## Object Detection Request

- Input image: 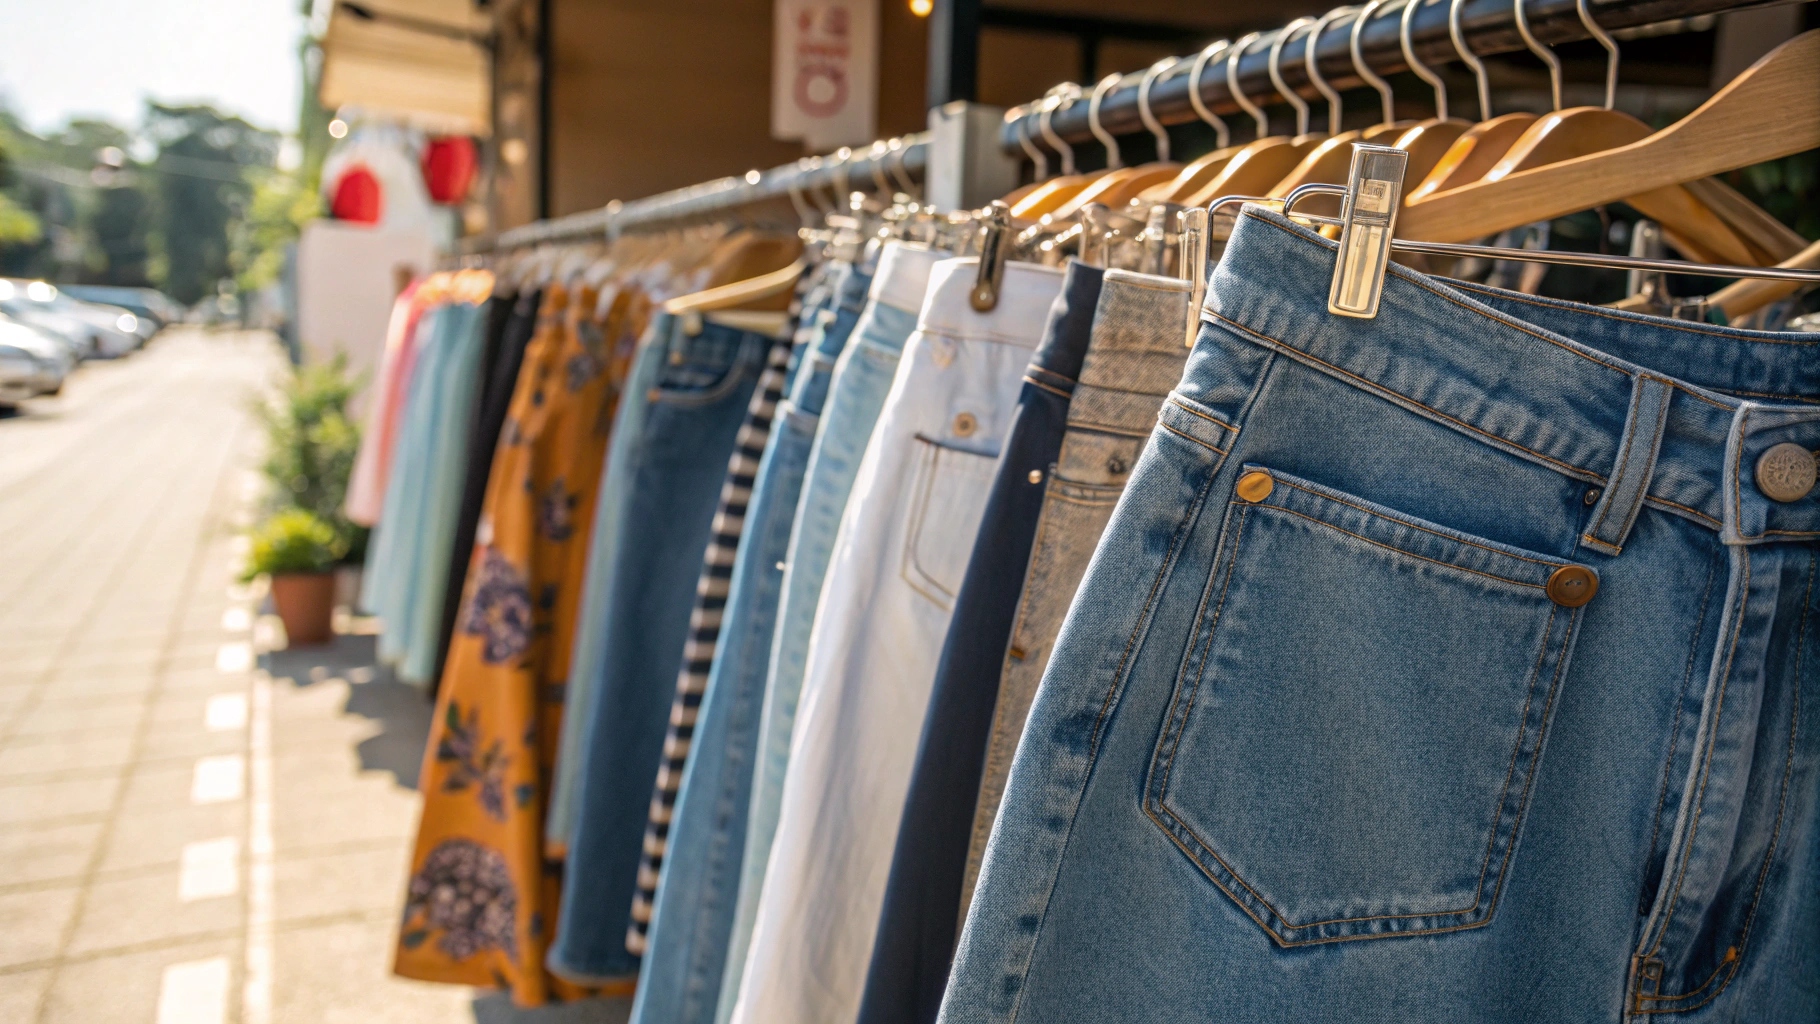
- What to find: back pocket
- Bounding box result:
[1145,465,1590,946]
[900,434,999,611]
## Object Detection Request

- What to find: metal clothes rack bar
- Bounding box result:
[999,0,1804,156]
[463,133,930,254]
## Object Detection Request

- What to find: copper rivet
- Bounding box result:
[1008,646,1028,661]
[1583,487,1601,506]
[1547,565,1599,608]
[953,412,978,437]
[1027,469,1043,484]
[1235,471,1274,503]
[1755,442,1816,503]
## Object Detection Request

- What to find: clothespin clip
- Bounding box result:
[1327,144,1409,319]
[971,201,1012,312]
[1179,206,1210,349]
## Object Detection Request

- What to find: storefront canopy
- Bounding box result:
[319,0,492,136]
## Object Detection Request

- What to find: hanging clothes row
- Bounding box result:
[345,7,1820,1022]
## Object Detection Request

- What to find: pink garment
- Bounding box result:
[345,282,429,526]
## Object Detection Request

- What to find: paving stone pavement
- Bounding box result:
[0,330,631,1024]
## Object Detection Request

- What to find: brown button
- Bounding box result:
[952,412,978,437]
[1027,469,1043,484]
[1755,442,1816,503]
[1547,565,1599,608]
[1235,470,1274,503]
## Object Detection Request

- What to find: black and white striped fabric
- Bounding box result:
[626,329,794,955]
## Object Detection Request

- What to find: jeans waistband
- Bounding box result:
[1027,261,1104,387]
[870,242,948,315]
[1067,269,1194,439]
[920,257,1065,348]
[1197,208,1820,547]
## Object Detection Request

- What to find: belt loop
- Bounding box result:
[1583,375,1673,555]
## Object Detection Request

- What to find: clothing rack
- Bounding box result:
[465,134,930,254]
[999,0,1802,157]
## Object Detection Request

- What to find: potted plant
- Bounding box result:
[252,354,367,599]
[244,509,347,645]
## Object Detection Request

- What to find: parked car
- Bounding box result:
[55,285,181,332]
[0,279,140,358]
[0,310,86,364]
[0,316,74,408]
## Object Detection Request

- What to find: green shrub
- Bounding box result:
[254,354,367,561]
[243,509,347,580]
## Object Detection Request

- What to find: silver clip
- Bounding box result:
[1179,206,1210,349]
[1327,144,1409,319]
[971,201,1012,312]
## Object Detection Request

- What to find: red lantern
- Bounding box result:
[330,164,383,223]
[421,136,477,205]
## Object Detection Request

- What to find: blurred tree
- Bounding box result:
[88,186,152,286]
[144,104,279,304]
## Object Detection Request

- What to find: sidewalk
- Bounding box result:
[0,330,630,1024]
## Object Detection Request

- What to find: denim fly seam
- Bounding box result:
[717,240,943,1024]
[960,268,1193,919]
[939,207,1820,1024]
[628,271,868,1024]
[547,320,771,984]
[732,255,1063,1024]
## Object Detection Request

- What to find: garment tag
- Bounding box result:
[1327,144,1409,319]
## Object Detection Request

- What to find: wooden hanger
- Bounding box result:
[1408,0,1536,199]
[1400,31,1820,244]
[1046,72,1182,220]
[1183,30,1328,207]
[1146,40,1245,202]
[1011,85,1110,218]
[1387,0,1470,186]
[1272,1,1427,200]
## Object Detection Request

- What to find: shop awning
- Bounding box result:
[318,0,492,136]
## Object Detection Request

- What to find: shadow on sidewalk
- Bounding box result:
[262,632,435,791]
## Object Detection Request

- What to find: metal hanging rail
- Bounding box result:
[998,0,1800,156]
[467,133,930,253]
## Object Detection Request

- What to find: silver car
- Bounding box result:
[0,317,73,408]
[0,279,140,358]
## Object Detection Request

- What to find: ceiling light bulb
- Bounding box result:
[910,0,932,16]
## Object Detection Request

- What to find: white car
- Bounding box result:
[0,317,73,407]
[0,279,140,358]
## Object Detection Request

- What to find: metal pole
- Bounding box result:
[928,0,983,108]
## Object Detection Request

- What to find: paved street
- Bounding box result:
[0,331,629,1024]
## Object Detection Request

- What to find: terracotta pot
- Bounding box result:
[271,571,337,646]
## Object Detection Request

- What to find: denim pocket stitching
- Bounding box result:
[1156,420,1229,456]
[1166,395,1239,433]
[1144,476,1578,944]
[899,435,996,609]
[651,351,760,408]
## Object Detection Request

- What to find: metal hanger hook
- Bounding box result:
[1577,0,1619,110]
[1401,0,1448,121]
[1013,106,1050,180]
[885,137,919,197]
[1227,32,1269,140]
[867,142,891,197]
[1269,18,1317,136]
[1351,0,1396,124]
[1139,56,1181,161]
[1307,7,1356,135]
[1514,0,1563,111]
[1188,39,1233,149]
[1040,84,1080,176]
[1089,72,1125,169]
[1449,0,1491,121]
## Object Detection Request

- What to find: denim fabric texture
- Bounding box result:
[941,208,1820,1023]
[547,320,772,983]
[856,260,1103,1024]
[718,242,942,1024]
[547,313,670,850]
[730,256,1064,1024]
[628,265,872,1024]
[960,268,1193,912]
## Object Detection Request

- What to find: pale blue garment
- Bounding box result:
[546,314,672,848]
[359,305,446,621]
[362,301,486,686]
[393,301,486,685]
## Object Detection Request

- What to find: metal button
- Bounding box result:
[1547,565,1599,608]
[952,412,978,437]
[1755,442,1816,503]
[1027,469,1043,484]
[1583,487,1601,506]
[1107,454,1128,475]
[1235,470,1274,503]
